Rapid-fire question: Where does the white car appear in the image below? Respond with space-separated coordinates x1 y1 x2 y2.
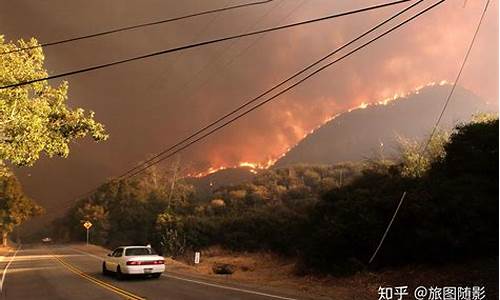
102 246 165 279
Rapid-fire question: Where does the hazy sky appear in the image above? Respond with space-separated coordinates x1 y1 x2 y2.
0 0 498 223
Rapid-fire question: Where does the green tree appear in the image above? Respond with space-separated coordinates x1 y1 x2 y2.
301 118 499 274
0 36 107 171
437 118 498 177
155 211 186 257
0 171 43 246
75 202 110 244
397 130 448 178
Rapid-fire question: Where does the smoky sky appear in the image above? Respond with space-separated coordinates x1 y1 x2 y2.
0 0 498 223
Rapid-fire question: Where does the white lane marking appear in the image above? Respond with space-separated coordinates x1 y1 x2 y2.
0 247 21 293
69 247 299 300
163 273 298 300
4 266 59 274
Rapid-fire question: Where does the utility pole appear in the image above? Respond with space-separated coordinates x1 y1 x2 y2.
379 141 385 161
167 156 181 209
339 169 343 188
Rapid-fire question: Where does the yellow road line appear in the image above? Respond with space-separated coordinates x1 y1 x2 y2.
51 253 146 300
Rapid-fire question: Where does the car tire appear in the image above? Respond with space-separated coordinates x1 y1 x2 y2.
151 273 161 279
102 262 109 276
116 266 124 280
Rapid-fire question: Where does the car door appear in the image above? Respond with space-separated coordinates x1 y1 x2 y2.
108 248 123 270
113 248 124 269
106 249 117 270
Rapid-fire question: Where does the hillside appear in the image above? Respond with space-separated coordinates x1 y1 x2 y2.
185 167 256 195
274 84 496 167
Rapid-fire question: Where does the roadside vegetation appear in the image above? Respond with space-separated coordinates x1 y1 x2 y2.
1 36 108 246
58 116 498 276
0 170 43 246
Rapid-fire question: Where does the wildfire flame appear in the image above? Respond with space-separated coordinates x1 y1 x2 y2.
186 81 450 179
186 165 228 178
186 159 276 178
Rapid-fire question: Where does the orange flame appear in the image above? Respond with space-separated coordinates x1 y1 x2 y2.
186 81 451 178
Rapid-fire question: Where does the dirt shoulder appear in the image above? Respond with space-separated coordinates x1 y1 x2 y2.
71 244 498 300
0 246 12 256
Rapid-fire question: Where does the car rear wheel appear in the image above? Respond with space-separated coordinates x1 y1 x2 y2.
102 262 110 276
116 266 124 280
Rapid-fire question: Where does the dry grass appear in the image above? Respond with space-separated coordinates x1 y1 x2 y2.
0 246 12 265
167 247 498 300
0 246 11 255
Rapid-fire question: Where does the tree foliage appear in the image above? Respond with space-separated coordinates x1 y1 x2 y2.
59 164 195 250
59 118 498 276
60 163 363 256
0 171 43 246
301 118 499 274
397 130 448 178
0 36 107 170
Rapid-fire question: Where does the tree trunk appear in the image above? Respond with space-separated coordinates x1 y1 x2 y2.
2 231 8 247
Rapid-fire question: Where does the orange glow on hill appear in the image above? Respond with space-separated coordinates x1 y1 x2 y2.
186 81 455 178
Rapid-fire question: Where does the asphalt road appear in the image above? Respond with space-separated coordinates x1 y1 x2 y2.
0 245 301 300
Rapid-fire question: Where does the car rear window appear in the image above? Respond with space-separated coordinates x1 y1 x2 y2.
125 248 155 256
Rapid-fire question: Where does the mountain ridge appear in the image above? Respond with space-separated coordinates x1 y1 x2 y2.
185 84 496 189
274 84 496 167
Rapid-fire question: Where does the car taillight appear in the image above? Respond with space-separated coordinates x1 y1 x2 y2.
127 260 164 265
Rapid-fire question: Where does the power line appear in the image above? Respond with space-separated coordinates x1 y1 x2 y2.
117 0 426 180
144 0 300 121
369 0 490 265
0 0 273 56
214 0 307 70
422 0 490 153
152 0 284 102
369 192 407 264
72 0 444 204
121 0 446 181
146 0 235 95
0 0 411 90
163 0 305 113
